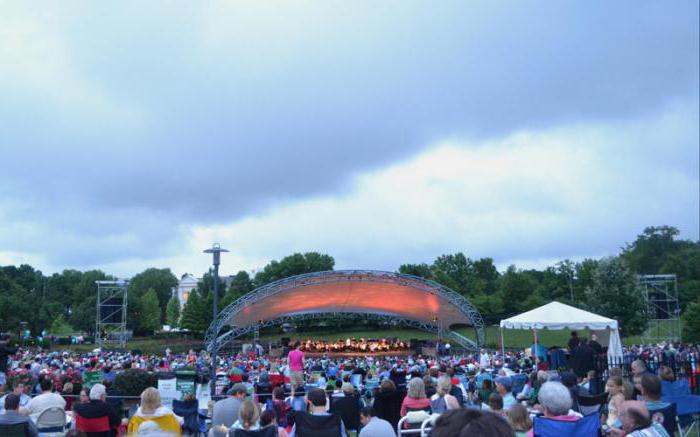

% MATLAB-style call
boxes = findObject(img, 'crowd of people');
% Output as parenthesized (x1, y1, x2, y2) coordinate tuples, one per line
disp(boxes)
(299, 338, 409, 354)
(0, 332, 699, 436)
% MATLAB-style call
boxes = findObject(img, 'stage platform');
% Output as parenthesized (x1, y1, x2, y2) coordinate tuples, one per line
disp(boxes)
(302, 350, 413, 358)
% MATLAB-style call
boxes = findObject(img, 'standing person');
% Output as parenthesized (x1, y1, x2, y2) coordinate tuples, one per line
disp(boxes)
(570, 338, 595, 380)
(568, 331, 580, 352)
(287, 342, 305, 399)
(0, 335, 18, 393)
(588, 334, 603, 355)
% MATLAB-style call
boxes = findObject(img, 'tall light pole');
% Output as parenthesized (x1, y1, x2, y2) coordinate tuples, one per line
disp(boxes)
(204, 243, 228, 397)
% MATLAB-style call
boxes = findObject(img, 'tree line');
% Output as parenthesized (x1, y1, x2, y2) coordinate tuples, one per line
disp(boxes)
(0, 226, 697, 340)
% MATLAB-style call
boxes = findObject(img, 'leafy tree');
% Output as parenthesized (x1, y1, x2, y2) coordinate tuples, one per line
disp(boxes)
(622, 226, 681, 274)
(49, 314, 74, 335)
(69, 270, 111, 334)
(166, 294, 181, 328)
(138, 289, 161, 333)
(128, 268, 178, 325)
(681, 295, 700, 342)
(180, 291, 209, 332)
(585, 257, 648, 336)
(398, 263, 433, 279)
(221, 271, 254, 308)
(253, 252, 334, 287)
(497, 265, 539, 316)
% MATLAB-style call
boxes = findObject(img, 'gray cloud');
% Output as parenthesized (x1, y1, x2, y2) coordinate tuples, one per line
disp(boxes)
(0, 0, 698, 269)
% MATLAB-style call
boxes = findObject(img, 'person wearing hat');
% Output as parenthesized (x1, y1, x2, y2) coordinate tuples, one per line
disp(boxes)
(494, 376, 516, 410)
(211, 382, 248, 436)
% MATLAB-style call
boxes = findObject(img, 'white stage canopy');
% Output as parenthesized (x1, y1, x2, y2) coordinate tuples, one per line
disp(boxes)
(499, 301, 623, 361)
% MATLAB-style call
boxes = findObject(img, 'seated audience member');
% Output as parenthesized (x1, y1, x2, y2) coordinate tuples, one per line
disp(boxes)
(212, 383, 248, 436)
(479, 379, 494, 404)
(431, 408, 515, 437)
(0, 382, 30, 413)
(289, 388, 346, 437)
(536, 381, 579, 422)
(270, 386, 292, 429)
(423, 375, 436, 399)
(62, 382, 75, 411)
(358, 406, 395, 437)
(605, 376, 626, 428)
(400, 377, 432, 417)
(609, 400, 669, 437)
(371, 379, 402, 430)
(25, 377, 66, 419)
(430, 376, 460, 413)
(489, 393, 505, 416)
(229, 400, 261, 434)
(608, 368, 634, 401)
(560, 371, 585, 412)
(74, 384, 121, 437)
(495, 376, 516, 410)
(507, 404, 532, 437)
(658, 366, 675, 383)
(640, 374, 669, 411)
(260, 409, 289, 437)
(127, 387, 182, 436)
(0, 393, 39, 437)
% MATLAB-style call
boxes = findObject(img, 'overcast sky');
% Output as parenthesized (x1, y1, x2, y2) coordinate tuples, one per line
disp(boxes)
(1, 1, 698, 278)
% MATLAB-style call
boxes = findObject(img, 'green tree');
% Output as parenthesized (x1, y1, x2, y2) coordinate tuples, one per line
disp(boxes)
(622, 226, 681, 274)
(221, 271, 254, 308)
(585, 256, 648, 336)
(128, 268, 178, 325)
(253, 252, 334, 287)
(497, 265, 539, 316)
(180, 291, 209, 332)
(681, 295, 700, 342)
(139, 289, 161, 333)
(398, 263, 433, 279)
(166, 294, 181, 327)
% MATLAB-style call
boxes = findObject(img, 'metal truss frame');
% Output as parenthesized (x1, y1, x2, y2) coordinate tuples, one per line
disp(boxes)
(639, 274, 680, 343)
(205, 270, 485, 353)
(95, 280, 129, 348)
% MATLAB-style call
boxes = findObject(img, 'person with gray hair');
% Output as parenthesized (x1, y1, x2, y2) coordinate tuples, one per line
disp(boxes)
(400, 377, 431, 417)
(538, 381, 579, 420)
(74, 383, 120, 436)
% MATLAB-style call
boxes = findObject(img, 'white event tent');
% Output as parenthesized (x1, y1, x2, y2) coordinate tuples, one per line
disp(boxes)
(499, 301, 623, 363)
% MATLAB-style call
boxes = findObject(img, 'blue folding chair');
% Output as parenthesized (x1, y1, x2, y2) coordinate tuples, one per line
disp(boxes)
(533, 413, 600, 437)
(662, 395, 700, 437)
(662, 379, 691, 397)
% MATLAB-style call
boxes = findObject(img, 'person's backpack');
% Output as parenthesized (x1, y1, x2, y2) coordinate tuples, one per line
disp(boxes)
(294, 412, 342, 437)
(430, 395, 447, 414)
(273, 400, 293, 428)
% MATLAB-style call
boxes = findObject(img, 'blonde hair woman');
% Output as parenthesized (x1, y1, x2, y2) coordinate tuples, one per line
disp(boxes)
(228, 400, 261, 435)
(430, 376, 460, 413)
(127, 387, 182, 435)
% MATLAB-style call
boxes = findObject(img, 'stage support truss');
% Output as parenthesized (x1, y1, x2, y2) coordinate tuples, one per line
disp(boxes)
(205, 270, 485, 353)
(639, 274, 680, 343)
(95, 280, 129, 348)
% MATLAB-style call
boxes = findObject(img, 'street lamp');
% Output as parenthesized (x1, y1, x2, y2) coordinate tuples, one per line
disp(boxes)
(204, 243, 228, 397)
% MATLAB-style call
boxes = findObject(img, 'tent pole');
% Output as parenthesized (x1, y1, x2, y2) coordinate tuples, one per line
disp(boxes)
(500, 326, 505, 358)
(534, 328, 539, 368)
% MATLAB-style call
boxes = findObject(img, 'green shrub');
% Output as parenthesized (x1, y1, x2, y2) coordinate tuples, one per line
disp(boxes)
(114, 368, 157, 397)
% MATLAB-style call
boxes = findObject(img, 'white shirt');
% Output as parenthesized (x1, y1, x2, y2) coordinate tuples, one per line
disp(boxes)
(26, 392, 66, 420)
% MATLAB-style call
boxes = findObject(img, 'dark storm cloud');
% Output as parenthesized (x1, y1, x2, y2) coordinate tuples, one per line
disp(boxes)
(0, 0, 697, 269)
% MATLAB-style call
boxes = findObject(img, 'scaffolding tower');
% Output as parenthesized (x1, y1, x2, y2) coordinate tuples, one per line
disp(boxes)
(95, 280, 129, 348)
(639, 274, 680, 343)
